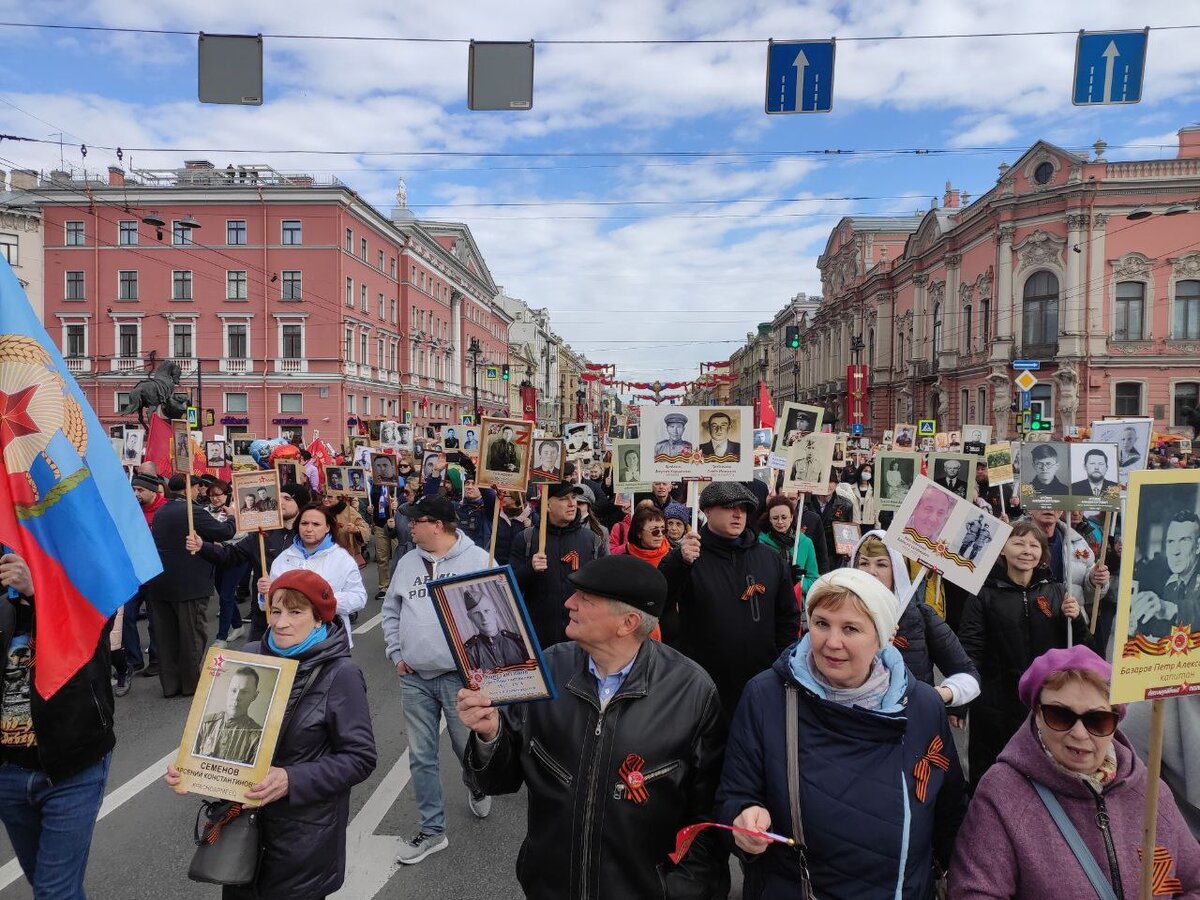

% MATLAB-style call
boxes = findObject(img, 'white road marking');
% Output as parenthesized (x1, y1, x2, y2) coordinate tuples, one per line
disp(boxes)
(353, 611, 384, 634)
(0, 748, 176, 891)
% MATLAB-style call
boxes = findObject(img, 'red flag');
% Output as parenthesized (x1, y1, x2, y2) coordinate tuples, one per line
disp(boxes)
(758, 381, 776, 430)
(144, 412, 173, 476)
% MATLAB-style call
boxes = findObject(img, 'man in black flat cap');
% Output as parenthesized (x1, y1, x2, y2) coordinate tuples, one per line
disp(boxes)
(458, 555, 728, 900)
(660, 481, 800, 727)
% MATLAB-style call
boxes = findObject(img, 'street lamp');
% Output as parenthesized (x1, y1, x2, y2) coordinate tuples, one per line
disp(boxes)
(467, 338, 482, 424)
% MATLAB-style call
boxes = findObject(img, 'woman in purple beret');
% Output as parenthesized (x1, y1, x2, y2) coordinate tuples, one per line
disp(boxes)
(950, 646, 1200, 898)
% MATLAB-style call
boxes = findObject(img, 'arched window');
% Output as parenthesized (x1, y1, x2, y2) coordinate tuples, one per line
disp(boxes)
(1174, 280, 1200, 340)
(963, 304, 973, 353)
(1023, 271, 1059, 347)
(867, 327, 875, 375)
(932, 303, 943, 356)
(980, 296, 991, 345)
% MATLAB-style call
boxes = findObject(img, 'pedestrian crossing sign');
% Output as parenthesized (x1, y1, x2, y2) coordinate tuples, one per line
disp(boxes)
(917, 419, 935, 436)
(485, 366, 499, 381)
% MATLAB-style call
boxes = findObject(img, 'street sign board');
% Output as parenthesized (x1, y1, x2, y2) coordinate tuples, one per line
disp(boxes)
(765, 39, 835, 114)
(1022, 411, 1032, 431)
(1012, 360, 1041, 370)
(1072, 29, 1148, 106)
(851, 422, 864, 436)
(186, 406, 198, 428)
(1021, 391, 1032, 411)
(917, 419, 936, 437)
(485, 366, 499, 381)
(1014, 370, 1039, 393)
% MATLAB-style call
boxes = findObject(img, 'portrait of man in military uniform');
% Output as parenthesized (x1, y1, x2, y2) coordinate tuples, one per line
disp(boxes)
(487, 425, 521, 472)
(462, 591, 529, 673)
(654, 412, 693, 459)
(193, 666, 264, 766)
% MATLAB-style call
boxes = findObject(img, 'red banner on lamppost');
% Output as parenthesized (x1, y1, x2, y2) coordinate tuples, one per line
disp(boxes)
(520, 385, 537, 422)
(847, 365, 869, 432)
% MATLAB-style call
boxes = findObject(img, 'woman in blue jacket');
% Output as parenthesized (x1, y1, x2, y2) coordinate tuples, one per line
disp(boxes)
(716, 569, 964, 899)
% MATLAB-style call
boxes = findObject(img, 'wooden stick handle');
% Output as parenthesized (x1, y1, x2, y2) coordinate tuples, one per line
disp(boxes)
(488, 491, 502, 567)
(1139, 699, 1166, 900)
(689, 481, 699, 532)
(185, 473, 195, 536)
(257, 528, 268, 577)
(1088, 511, 1113, 635)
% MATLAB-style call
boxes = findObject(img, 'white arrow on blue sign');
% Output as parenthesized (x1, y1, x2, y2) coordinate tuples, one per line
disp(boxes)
(765, 39, 835, 114)
(1072, 29, 1148, 106)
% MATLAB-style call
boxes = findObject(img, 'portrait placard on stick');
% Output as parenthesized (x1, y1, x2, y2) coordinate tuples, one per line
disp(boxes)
(1019, 441, 1121, 513)
(274, 458, 301, 489)
(641, 405, 752, 482)
(782, 432, 835, 494)
(171, 420, 193, 475)
(985, 443, 1014, 486)
(478, 416, 533, 490)
(528, 438, 565, 484)
(429, 566, 555, 705)
(928, 452, 978, 503)
(231, 470, 284, 532)
(874, 451, 918, 512)
(832, 522, 862, 557)
(173, 648, 298, 805)
(612, 438, 650, 493)
(773, 402, 824, 453)
(892, 423, 918, 451)
(884, 475, 1012, 595)
(1089, 417, 1152, 488)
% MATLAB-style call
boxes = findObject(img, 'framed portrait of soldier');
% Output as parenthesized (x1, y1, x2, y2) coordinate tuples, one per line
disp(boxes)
(326, 466, 347, 494)
(783, 432, 835, 494)
(875, 451, 917, 512)
(831, 434, 848, 468)
(173, 648, 298, 805)
(928, 453, 978, 503)
(123, 427, 145, 464)
(961, 424, 992, 448)
(440, 425, 463, 450)
(1089, 417, 1152, 487)
(1068, 442, 1121, 513)
(274, 458, 301, 489)
(1021, 441, 1120, 512)
(528, 438, 565, 484)
(231, 435, 255, 458)
(698, 408, 742, 463)
(428, 566, 555, 705)
(773, 402, 824, 453)
(171, 420, 193, 475)
(1019, 442, 1072, 509)
(345, 466, 368, 497)
(612, 439, 649, 492)
(370, 452, 397, 484)
(477, 416, 533, 490)
(231, 470, 284, 532)
(881, 429, 894, 450)
(892, 423, 917, 451)
(563, 422, 594, 454)
(205, 439, 228, 468)
(1110, 469, 1200, 703)
(832, 522, 862, 557)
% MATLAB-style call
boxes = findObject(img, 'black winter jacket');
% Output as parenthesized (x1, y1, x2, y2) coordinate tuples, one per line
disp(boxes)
(895, 600, 978, 690)
(196, 525, 293, 583)
(464, 639, 729, 900)
(659, 526, 800, 726)
(0, 600, 114, 781)
(243, 620, 377, 900)
(510, 516, 607, 648)
(148, 496, 235, 602)
(958, 564, 1094, 782)
(799, 507, 830, 574)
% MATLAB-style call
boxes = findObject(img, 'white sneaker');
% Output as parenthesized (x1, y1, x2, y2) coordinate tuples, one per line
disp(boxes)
(211, 639, 229, 649)
(227, 625, 248, 643)
(468, 791, 492, 819)
(396, 831, 448, 865)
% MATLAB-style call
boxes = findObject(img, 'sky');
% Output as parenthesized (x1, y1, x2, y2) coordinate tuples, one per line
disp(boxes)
(1, 1, 1198, 388)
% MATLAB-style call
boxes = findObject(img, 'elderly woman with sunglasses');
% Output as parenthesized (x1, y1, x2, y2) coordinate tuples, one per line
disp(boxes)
(950, 646, 1200, 898)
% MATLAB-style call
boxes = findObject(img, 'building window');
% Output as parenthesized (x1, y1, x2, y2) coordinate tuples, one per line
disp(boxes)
(345, 228, 353, 252)
(347, 395, 356, 414)
(118, 220, 138, 246)
(932, 303, 943, 357)
(281, 271, 302, 300)
(118, 270, 138, 301)
(977, 386, 988, 425)
(281, 324, 303, 358)
(363, 396, 370, 416)
(360, 333, 369, 366)
(344, 327, 354, 362)
(280, 393, 303, 413)
(116, 392, 130, 413)
(1114, 381, 1143, 417)
(65, 221, 85, 246)
(962, 304, 972, 353)
(1114, 281, 1145, 341)
(227, 270, 248, 300)
(981, 297, 991, 345)
(227, 220, 247, 245)
(118, 324, 139, 358)
(172, 323, 194, 358)
(389, 298, 397, 324)
(1173, 382, 1199, 426)
(378, 293, 385, 320)
(66, 271, 85, 300)
(960, 388, 970, 422)
(225, 392, 248, 413)
(360, 284, 368, 312)
(1022, 271, 1059, 348)
(377, 250, 384, 270)
(172, 221, 193, 245)
(361, 237, 368, 259)
(172, 270, 193, 300)
(390, 258, 397, 279)
(1174, 280, 1200, 340)
(65, 324, 85, 358)
(227, 324, 248, 359)
(281, 220, 302, 245)
(345, 277, 353, 307)
(0, 232, 15, 264)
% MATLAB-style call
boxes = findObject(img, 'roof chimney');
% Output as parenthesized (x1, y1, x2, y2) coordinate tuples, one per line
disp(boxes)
(1177, 126, 1200, 160)
(108, 166, 125, 186)
(943, 180, 960, 208)
(11, 170, 36, 191)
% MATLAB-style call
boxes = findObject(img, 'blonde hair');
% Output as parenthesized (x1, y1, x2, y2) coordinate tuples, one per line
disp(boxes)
(1040, 668, 1109, 699)
(808, 587, 873, 622)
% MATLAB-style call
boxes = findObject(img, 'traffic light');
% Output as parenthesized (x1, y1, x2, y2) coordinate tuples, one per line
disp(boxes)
(785, 325, 800, 349)
(501, 364, 510, 381)
(1029, 410, 1053, 432)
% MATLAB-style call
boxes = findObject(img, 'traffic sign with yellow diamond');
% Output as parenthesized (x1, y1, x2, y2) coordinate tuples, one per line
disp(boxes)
(1014, 370, 1038, 392)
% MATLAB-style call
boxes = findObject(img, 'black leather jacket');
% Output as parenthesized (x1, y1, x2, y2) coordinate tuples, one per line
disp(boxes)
(464, 639, 728, 900)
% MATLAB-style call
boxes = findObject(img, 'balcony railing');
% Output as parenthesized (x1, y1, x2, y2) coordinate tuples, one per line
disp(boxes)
(389, 371, 400, 385)
(275, 358, 306, 374)
(112, 357, 141, 373)
(343, 362, 359, 377)
(66, 357, 90, 374)
(221, 357, 251, 374)
(168, 357, 196, 376)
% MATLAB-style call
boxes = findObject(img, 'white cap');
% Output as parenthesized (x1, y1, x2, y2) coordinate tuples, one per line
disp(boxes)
(805, 568, 902, 650)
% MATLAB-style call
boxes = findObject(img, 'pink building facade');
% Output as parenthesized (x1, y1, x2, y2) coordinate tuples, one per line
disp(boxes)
(795, 127, 1200, 440)
(37, 162, 512, 446)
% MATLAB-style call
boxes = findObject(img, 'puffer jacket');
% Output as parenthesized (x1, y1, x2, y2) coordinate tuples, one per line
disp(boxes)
(509, 515, 608, 648)
(958, 563, 1094, 782)
(717, 639, 965, 899)
(951, 718, 1200, 898)
(463, 639, 728, 900)
(243, 620, 377, 900)
(269, 536, 367, 643)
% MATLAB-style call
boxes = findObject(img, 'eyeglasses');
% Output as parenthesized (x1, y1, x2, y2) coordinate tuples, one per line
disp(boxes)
(1038, 703, 1119, 737)
(645, 527, 665, 536)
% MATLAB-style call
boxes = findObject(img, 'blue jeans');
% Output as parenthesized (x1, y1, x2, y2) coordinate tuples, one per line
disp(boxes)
(0, 753, 111, 899)
(122, 590, 156, 669)
(216, 561, 248, 639)
(398, 671, 471, 834)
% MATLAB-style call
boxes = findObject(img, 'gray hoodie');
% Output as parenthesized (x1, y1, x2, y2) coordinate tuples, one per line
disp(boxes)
(381, 531, 492, 677)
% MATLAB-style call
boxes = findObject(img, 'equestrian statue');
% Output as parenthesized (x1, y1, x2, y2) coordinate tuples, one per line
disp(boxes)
(119, 360, 189, 428)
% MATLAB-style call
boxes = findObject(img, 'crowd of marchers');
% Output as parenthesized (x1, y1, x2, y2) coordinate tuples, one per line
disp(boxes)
(0, 445, 1199, 899)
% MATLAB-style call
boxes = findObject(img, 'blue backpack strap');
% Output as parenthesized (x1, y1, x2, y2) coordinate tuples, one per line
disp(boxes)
(1027, 778, 1119, 900)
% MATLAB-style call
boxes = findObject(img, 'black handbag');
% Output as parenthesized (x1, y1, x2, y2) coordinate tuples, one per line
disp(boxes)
(188, 800, 261, 885)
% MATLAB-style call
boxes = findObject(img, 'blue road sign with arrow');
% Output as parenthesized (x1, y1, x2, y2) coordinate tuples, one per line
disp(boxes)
(1073, 29, 1148, 106)
(765, 39, 835, 114)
